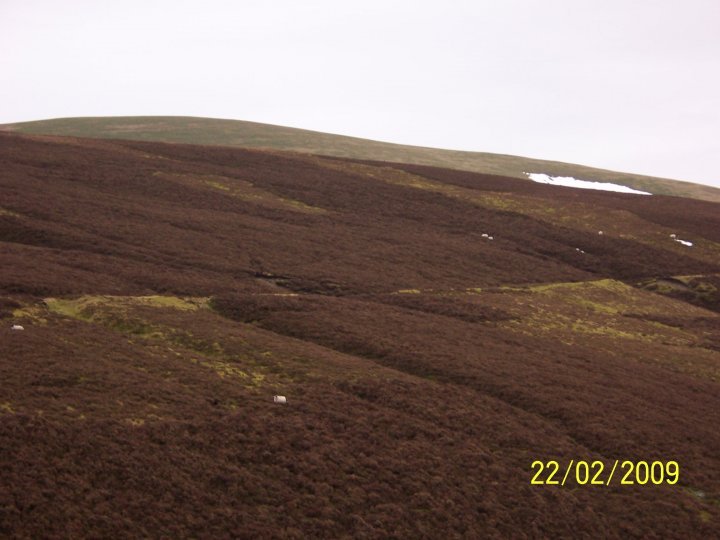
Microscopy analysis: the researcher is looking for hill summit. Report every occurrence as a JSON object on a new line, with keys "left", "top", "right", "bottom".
{"left": 3, "top": 115, "right": 720, "bottom": 202}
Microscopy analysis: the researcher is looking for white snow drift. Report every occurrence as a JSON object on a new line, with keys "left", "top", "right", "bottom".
{"left": 525, "top": 173, "right": 652, "bottom": 195}
{"left": 668, "top": 234, "right": 693, "bottom": 247}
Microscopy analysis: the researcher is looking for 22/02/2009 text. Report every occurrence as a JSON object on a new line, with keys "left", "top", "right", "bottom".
{"left": 530, "top": 460, "right": 679, "bottom": 486}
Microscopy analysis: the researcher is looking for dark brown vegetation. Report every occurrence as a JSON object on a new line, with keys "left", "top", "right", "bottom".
{"left": 1, "top": 132, "right": 720, "bottom": 538}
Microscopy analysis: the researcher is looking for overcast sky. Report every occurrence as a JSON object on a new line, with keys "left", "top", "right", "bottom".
{"left": 2, "top": 0, "right": 719, "bottom": 187}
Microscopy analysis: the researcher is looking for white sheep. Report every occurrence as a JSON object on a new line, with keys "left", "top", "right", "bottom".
{"left": 273, "top": 395, "right": 287, "bottom": 404}
{"left": 11, "top": 325, "right": 24, "bottom": 331}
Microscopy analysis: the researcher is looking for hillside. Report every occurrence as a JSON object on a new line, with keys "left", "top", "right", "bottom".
{"left": 1, "top": 132, "right": 720, "bottom": 537}
{"left": 3, "top": 116, "right": 720, "bottom": 202}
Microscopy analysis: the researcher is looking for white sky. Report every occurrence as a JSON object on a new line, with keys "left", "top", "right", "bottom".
{"left": 2, "top": 0, "right": 719, "bottom": 188}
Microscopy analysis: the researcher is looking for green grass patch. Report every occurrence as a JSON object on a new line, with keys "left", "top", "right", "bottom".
{"left": 0, "top": 207, "right": 21, "bottom": 218}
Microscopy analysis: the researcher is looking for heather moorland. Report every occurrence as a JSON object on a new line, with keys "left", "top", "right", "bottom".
{"left": 1, "top": 131, "right": 719, "bottom": 538}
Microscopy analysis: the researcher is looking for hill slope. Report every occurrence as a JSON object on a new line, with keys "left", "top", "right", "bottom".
{"left": 3, "top": 115, "right": 720, "bottom": 202}
{"left": 1, "top": 132, "right": 720, "bottom": 537}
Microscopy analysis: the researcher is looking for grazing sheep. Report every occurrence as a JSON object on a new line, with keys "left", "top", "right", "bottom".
{"left": 273, "top": 395, "right": 287, "bottom": 404}
{"left": 11, "top": 325, "right": 24, "bottom": 331}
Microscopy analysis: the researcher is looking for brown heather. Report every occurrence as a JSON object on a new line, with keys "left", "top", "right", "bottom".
{"left": 1, "top": 132, "right": 719, "bottom": 538}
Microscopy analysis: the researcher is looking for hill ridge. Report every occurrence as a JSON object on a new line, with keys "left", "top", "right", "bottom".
{"left": 3, "top": 115, "right": 719, "bottom": 202}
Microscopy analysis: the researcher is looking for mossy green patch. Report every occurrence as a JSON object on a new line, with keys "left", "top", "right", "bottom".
{"left": 46, "top": 295, "right": 209, "bottom": 319}
{"left": 205, "top": 180, "right": 231, "bottom": 191}
{"left": 695, "top": 281, "right": 718, "bottom": 294}
{"left": 526, "top": 278, "right": 629, "bottom": 294}
{"left": 0, "top": 207, "right": 21, "bottom": 218}
{"left": 572, "top": 298, "right": 620, "bottom": 315}
{"left": 495, "top": 278, "right": 703, "bottom": 346}
{"left": 280, "top": 197, "right": 327, "bottom": 214}
{"left": 0, "top": 402, "right": 15, "bottom": 414}
{"left": 157, "top": 171, "right": 328, "bottom": 214}
{"left": 45, "top": 294, "right": 274, "bottom": 388}
{"left": 11, "top": 306, "right": 48, "bottom": 324}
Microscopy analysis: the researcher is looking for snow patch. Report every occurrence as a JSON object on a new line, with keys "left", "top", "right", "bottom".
{"left": 669, "top": 233, "right": 692, "bottom": 247}
{"left": 525, "top": 173, "right": 652, "bottom": 195}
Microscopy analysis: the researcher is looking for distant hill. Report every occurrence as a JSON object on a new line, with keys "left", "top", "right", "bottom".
{"left": 3, "top": 115, "right": 720, "bottom": 202}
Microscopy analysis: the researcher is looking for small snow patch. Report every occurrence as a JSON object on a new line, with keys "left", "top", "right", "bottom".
{"left": 670, "top": 234, "right": 677, "bottom": 238}
{"left": 674, "top": 239, "right": 693, "bottom": 247}
{"left": 525, "top": 173, "right": 652, "bottom": 195}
